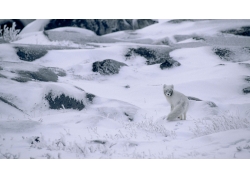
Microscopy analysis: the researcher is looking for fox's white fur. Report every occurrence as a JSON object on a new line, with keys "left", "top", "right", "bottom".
{"left": 163, "top": 84, "right": 189, "bottom": 120}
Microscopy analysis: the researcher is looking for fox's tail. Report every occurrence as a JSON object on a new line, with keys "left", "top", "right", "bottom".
{"left": 167, "top": 102, "right": 187, "bottom": 120}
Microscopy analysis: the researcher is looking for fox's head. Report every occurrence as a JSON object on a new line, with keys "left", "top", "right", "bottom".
{"left": 163, "top": 84, "right": 174, "bottom": 97}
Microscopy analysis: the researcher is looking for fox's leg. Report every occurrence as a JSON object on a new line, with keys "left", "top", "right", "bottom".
{"left": 183, "top": 113, "right": 186, "bottom": 120}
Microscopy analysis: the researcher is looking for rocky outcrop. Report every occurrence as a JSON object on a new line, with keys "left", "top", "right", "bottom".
{"left": 213, "top": 47, "right": 250, "bottom": 62}
{"left": 15, "top": 68, "right": 58, "bottom": 82}
{"left": 222, "top": 26, "right": 250, "bottom": 37}
{"left": 14, "top": 44, "right": 78, "bottom": 62}
{"left": 243, "top": 87, "right": 250, "bottom": 94}
{"left": 92, "top": 59, "right": 128, "bottom": 75}
{"left": 160, "top": 58, "right": 181, "bottom": 70}
{"left": 44, "top": 19, "right": 157, "bottom": 35}
{"left": 125, "top": 46, "right": 180, "bottom": 69}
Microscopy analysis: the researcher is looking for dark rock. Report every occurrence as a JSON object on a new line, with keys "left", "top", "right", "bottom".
{"left": 45, "top": 91, "right": 85, "bottom": 110}
{"left": 244, "top": 76, "right": 250, "bottom": 82}
{"left": 222, "top": 26, "right": 250, "bottom": 37}
{"left": 188, "top": 96, "right": 202, "bottom": 101}
{"left": 15, "top": 46, "right": 48, "bottom": 62}
{"left": 160, "top": 57, "right": 181, "bottom": 70}
{"left": 44, "top": 19, "right": 157, "bottom": 36}
{"left": 14, "top": 44, "right": 78, "bottom": 62}
{"left": 125, "top": 85, "right": 130, "bottom": 88}
{"left": 92, "top": 59, "right": 128, "bottom": 75}
{"left": 125, "top": 47, "right": 177, "bottom": 66}
{"left": 213, "top": 48, "right": 234, "bottom": 61}
{"left": 17, "top": 68, "right": 58, "bottom": 82}
{"left": 47, "top": 67, "right": 66, "bottom": 77}
{"left": 0, "top": 73, "right": 7, "bottom": 78}
{"left": 0, "top": 96, "right": 23, "bottom": 112}
{"left": 11, "top": 76, "right": 31, "bottom": 82}
{"left": 85, "top": 93, "right": 95, "bottom": 103}
{"left": 243, "top": 87, "right": 250, "bottom": 94}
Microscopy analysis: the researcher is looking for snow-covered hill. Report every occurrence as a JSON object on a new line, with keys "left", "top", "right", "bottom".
{"left": 0, "top": 19, "right": 250, "bottom": 159}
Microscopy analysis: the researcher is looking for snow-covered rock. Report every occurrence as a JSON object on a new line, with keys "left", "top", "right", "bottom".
{"left": 92, "top": 59, "right": 128, "bottom": 75}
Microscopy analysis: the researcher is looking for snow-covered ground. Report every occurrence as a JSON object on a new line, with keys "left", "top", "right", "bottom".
{"left": 0, "top": 19, "right": 250, "bottom": 159}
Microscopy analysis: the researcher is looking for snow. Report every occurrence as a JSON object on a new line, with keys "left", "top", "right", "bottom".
{"left": 1, "top": 19, "right": 250, "bottom": 159}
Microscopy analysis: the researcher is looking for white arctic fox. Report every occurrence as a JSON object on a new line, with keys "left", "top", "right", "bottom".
{"left": 163, "top": 84, "right": 189, "bottom": 120}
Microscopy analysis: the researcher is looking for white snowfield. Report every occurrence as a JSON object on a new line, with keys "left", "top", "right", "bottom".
{"left": 0, "top": 19, "right": 250, "bottom": 159}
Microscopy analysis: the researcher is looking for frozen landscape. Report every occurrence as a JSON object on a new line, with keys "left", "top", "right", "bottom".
{"left": 0, "top": 19, "right": 250, "bottom": 159}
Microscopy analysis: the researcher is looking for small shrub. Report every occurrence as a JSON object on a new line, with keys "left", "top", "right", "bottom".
{"left": 0, "top": 22, "right": 20, "bottom": 42}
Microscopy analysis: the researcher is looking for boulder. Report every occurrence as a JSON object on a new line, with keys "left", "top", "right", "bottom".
{"left": 222, "top": 26, "right": 250, "bottom": 37}
{"left": 44, "top": 19, "right": 157, "bottom": 35}
{"left": 14, "top": 44, "right": 78, "bottom": 62}
{"left": 243, "top": 87, "right": 250, "bottom": 94}
{"left": 125, "top": 47, "right": 176, "bottom": 65}
{"left": 244, "top": 76, "right": 250, "bottom": 82}
{"left": 160, "top": 57, "right": 181, "bottom": 70}
{"left": 213, "top": 47, "right": 234, "bottom": 61}
{"left": 92, "top": 59, "right": 128, "bottom": 75}
{"left": 16, "top": 68, "right": 58, "bottom": 82}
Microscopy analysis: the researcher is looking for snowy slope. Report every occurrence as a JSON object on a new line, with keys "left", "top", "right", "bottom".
{"left": 0, "top": 19, "right": 250, "bottom": 159}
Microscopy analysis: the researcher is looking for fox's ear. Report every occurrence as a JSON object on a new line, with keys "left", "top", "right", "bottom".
{"left": 163, "top": 84, "right": 166, "bottom": 88}
{"left": 171, "top": 85, "right": 174, "bottom": 89}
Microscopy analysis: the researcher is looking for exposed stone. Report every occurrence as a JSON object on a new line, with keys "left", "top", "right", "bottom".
{"left": 0, "top": 73, "right": 7, "bottom": 78}
{"left": 44, "top": 19, "right": 157, "bottom": 35}
{"left": 45, "top": 91, "right": 85, "bottom": 110}
{"left": 125, "top": 47, "right": 177, "bottom": 66}
{"left": 222, "top": 26, "right": 250, "bottom": 37}
{"left": 17, "top": 68, "right": 58, "bottom": 82}
{"left": 85, "top": 93, "right": 95, "bottom": 103}
{"left": 14, "top": 44, "right": 78, "bottom": 62}
{"left": 92, "top": 59, "right": 128, "bottom": 75}
{"left": 213, "top": 48, "right": 234, "bottom": 61}
{"left": 160, "top": 57, "right": 181, "bottom": 70}
{"left": 243, "top": 87, "right": 250, "bottom": 94}
{"left": 11, "top": 76, "right": 31, "bottom": 82}
{"left": 244, "top": 76, "right": 250, "bottom": 82}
